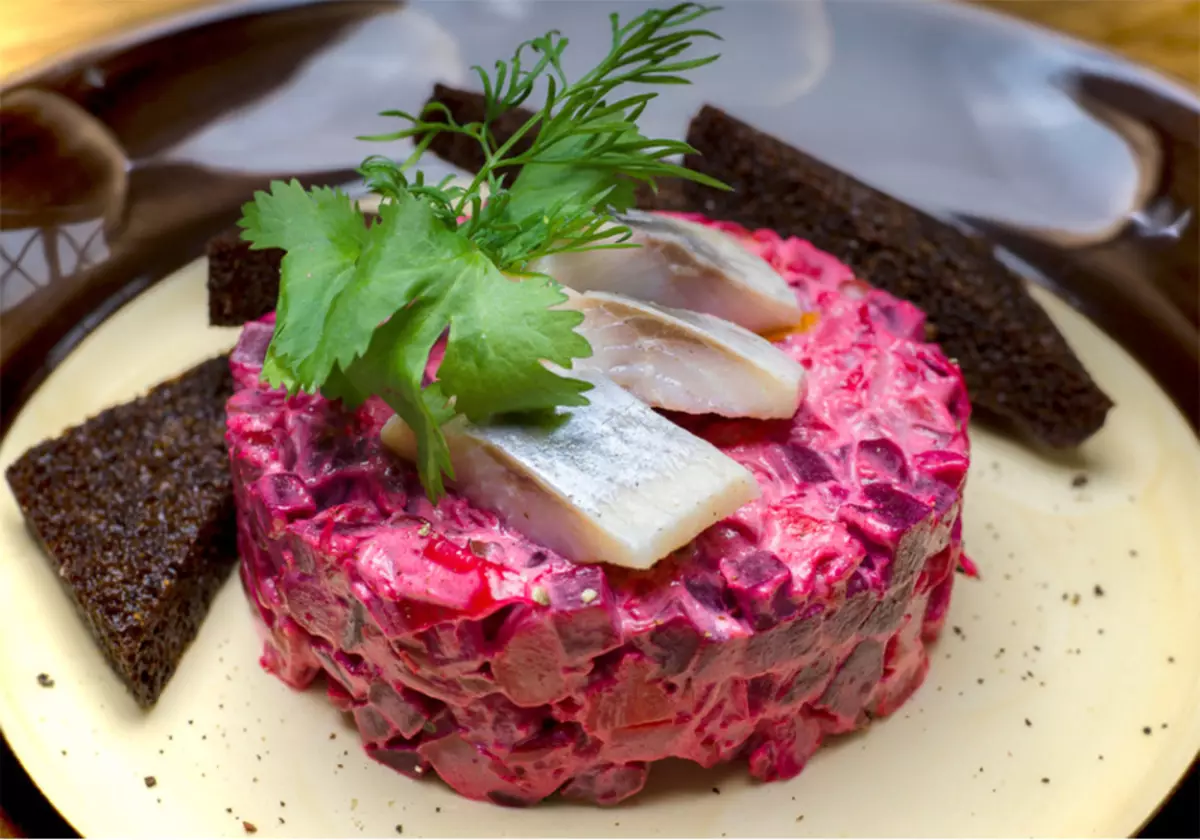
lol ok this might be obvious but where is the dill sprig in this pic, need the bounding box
[359,2,728,270]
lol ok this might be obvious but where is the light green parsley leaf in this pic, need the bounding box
[438,270,593,421]
[238,181,368,379]
[239,180,593,499]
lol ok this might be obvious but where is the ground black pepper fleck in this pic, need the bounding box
[1094,585,1105,597]
[1025,718,1032,727]
[144,776,157,788]
[1041,778,1050,784]
[395,825,403,835]
[1143,726,1153,735]
[5,357,237,707]
[712,786,721,795]
[1071,474,1089,488]
[36,673,54,688]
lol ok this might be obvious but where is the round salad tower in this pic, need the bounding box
[224,4,970,806]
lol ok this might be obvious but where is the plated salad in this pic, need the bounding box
[6,2,1112,810]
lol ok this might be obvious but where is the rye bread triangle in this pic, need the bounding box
[6,356,237,707]
[678,105,1112,449]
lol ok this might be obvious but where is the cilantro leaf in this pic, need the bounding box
[239,180,593,498]
[238,182,368,377]
[324,307,455,498]
[438,269,593,421]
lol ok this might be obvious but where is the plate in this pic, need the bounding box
[1,1,1198,836]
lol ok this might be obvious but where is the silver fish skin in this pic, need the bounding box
[563,290,805,419]
[529,209,803,334]
[381,373,760,570]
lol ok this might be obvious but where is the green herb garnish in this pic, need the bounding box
[238,3,728,499]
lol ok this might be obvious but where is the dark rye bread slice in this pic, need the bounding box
[208,231,282,326]
[679,106,1113,449]
[5,356,237,707]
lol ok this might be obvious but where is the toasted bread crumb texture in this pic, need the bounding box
[5,356,237,707]
[207,231,283,327]
[226,217,970,805]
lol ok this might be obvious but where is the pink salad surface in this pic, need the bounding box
[225,216,971,806]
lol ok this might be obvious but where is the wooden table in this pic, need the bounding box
[1,0,1198,86]
[0,1,1196,837]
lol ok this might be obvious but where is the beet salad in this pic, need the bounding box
[210,1,977,808]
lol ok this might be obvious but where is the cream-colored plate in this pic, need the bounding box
[1,259,1198,838]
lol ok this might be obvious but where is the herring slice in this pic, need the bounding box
[563,290,805,419]
[529,209,803,333]
[381,373,759,570]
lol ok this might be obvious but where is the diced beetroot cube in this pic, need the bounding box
[746,716,823,782]
[559,762,649,806]
[491,610,569,707]
[368,681,434,739]
[367,737,430,780]
[814,640,885,729]
[545,566,620,663]
[721,550,793,630]
[582,653,674,734]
